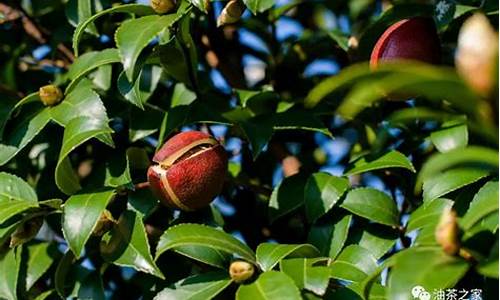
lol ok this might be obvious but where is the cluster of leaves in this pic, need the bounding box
[0,0,498,299]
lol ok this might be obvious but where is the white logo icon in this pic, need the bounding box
[412,286,430,300]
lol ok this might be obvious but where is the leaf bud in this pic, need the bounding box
[39,85,63,106]
[229,260,255,283]
[151,0,176,14]
[456,13,499,97]
[435,208,460,255]
[217,0,245,27]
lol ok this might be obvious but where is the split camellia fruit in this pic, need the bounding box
[147,131,227,211]
[370,17,441,68]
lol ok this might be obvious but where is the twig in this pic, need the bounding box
[0,3,74,63]
[0,83,24,98]
[233,178,272,197]
[135,182,150,190]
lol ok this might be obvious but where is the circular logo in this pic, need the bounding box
[412,286,426,298]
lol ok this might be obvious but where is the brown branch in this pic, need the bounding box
[232,178,272,197]
[201,3,247,89]
[0,83,24,98]
[0,3,74,63]
[135,182,151,190]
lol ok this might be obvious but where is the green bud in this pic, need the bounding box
[151,0,176,14]
[217,0,245,27]
[435,209,460,255]
[39,85,63,106]
[229,260,255,283]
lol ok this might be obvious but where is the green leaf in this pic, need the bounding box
[55,250,76,299]
[0,247,21,300]
[330,282,386,300]
[65,48,121,94]
[273,111,332,139]
[0,172,38,203]
[387,107,461,126]
[0,172,38,223]
[33,290,55,300]
[9,216,44,247]
[65,0,98,35]
[0,107,51,166]
[236,271,301,300]
[243,0,275,14]
[116,14,179,81]
[256,243,320,271]
[268,174,307,223]
[156,224,256,265]
[340,71,479,120]
[423,168,490,202]
[236,89,278,114]
[154,272,232,300]
[340,188,399,226]
[89,65,113,91]
[62,189,116,258]
[77,271,105,300]
[476,240,498,278]
[104,152,133,189]
[222,109,273,159]
[430,120,468,153]
[129,105,164,142]
[306,62,481,120]
[327,30,349,51]
[416,146,498,193]
[280,258,331,296]
[101,210,164,278]
[304,173,349,223]
[128,189,159,218]
[407,198,453,232]
[0,220,23,247]
[344,150,415,176]
[117,65,162,109]
[50,81,110,127]
[73,4,155,56]
[171,83,197,108]
[240,118,274,159]
[176,14,198,88]
[0,92,39,138]
[224,110,332,159]
[347,224,398,259]
[159,38,193,85]
[414,224,439,247]
[189,0,209,13]
[463,212,498,241]
[460,181,499,230]
[305,63,373,109]
[0,98,18,139]
[330,245,378,282]
[55,117,113,195]
[307,213,352,259]
[269,0,302,20]
[387,247,469,300]
[25,242,59,290]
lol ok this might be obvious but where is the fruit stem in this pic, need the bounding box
[135,182,150,189]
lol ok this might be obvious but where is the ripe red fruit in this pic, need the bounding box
[147,131,228,211]
[370,17,441,68]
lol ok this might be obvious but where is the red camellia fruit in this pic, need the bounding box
[147,131,227,211]
[370,17,441,68]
